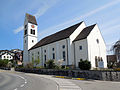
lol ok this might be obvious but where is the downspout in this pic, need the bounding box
[41,46,43,66]
[73,42,76,68]
[66,39,69,65]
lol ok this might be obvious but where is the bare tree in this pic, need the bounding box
[112,39,120,62]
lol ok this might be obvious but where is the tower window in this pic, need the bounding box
[31,29,35,35]
[24,29,27,35]
[33,30,35,35]
[31,29,32,34]
[24,25,27,28]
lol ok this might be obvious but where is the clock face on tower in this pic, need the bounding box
[31,25,35,28]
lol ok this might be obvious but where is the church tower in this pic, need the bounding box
[23,13,38,65]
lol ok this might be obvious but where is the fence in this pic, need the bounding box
[15,68,120,81]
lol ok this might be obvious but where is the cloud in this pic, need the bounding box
[14,26,24,34]
[38,0,120,39]
[102,24,120,35]
[101,18,120,29]
[14,0,58,34]
[34,0,58,19]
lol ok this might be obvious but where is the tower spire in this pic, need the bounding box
[23,13,38,65]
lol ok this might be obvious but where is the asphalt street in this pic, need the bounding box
[0,70,120,90]
[0,71,57,90]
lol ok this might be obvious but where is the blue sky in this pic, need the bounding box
[0,0,120,53]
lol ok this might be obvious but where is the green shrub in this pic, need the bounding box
[25,63,34,69]
[46,60,56,69]
[78,59,91,70]
[0,59,9,67]
[36,66,44,69]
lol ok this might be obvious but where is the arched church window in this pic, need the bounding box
[96,39,99,44]
[32,40,34,43]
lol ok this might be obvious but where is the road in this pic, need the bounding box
[0,70,120,90]
[0,70,57,90]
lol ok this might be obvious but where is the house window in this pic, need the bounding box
[24,29,27,35]
[62,45,65,49]
[79,46,82,50]
[96,39,99,44]
[52,48,54,51]
[53,53,55,59]
[4,56,5,59]
[32,40,34,43]
[7,56,9,58]
[63,51,66,61]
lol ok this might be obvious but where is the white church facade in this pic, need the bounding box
[23,13,107,69]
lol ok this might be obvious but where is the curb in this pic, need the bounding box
[55,76,85,80]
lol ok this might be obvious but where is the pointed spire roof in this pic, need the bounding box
[26,13,37,25]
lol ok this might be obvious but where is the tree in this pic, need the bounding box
[46,60,56,69]
[111,39,120,63]
[34,58,40,67]
[78,59,91,70]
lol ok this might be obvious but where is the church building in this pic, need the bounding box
[23,13,107,69]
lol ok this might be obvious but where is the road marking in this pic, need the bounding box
[25,81,27,84]
[20,84,25,87]
[14,88,17,90]
[8,73,27,89]
[37,75,82,90]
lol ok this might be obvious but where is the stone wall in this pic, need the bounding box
[15,68,120,81]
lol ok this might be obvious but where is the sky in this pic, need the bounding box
[0,0,120,54]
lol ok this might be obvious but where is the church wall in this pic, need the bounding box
[87,25,107,68]
[74,39,88,67]
[29,38,69,66]
[69,22,86,65]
